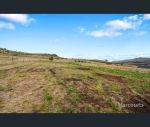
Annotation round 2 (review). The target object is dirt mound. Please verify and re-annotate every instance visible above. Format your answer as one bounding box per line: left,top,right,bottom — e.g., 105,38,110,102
77,67,91,71
94,72,150,112
95,73,125,83
64,78,82,82
48,69,56,75
27,68,46,72
125,95,150,112
95,73,133,96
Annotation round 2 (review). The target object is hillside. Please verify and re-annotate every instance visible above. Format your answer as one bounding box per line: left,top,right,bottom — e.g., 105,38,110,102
0,49,150,113
0,48,59,58
113,57,150,69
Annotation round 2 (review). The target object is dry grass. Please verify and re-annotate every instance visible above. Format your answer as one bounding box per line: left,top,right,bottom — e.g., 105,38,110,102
0,55,150,113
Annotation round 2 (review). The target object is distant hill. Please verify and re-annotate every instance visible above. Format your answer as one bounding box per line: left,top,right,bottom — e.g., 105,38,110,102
113,57,150,69
0,48,59,58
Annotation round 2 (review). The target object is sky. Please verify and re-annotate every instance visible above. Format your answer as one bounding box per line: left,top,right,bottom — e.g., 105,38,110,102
0,14,150,61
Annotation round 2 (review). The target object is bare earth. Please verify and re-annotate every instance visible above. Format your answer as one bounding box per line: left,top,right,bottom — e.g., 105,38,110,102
0,56,150,113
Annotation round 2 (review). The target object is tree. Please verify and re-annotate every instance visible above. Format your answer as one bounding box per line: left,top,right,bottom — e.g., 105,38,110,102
105,59,108,62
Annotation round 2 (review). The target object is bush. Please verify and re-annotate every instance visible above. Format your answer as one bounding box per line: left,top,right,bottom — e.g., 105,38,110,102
49,56,54,61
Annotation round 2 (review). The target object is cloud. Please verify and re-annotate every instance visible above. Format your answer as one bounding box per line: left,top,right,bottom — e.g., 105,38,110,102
78,27,85,33
106,15,142,31
54,37,66,42
139,31,147,35
0,21,15,30
0,14,35,30
106,19,133,30
80,14,149,38
143,14,150,20
0,14,34,24
88,29,122,38
137,31,147,36
127,15,138,20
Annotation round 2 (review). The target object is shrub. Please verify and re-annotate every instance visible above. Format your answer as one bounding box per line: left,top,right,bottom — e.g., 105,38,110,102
49,56,54,61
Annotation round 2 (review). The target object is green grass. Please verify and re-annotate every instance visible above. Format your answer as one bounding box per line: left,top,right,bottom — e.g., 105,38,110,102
54,105,63,113
64,107,75,113
67,85,79,94
61,61,81,66
67,94,81,105
40,90,53,112
57,79,65,85
67,62,150,79
142,82,150,87
106,98,121,112
129,80,150,94
0,86,5,91
0,97,4,108
50,61,150,79
108,83,121,93
130,82,143,94
66,85,81,105
0,55,149,113
44,91,52,103
0,70,8,79
84,104,95,113
80,73,95,79
95,81,104,94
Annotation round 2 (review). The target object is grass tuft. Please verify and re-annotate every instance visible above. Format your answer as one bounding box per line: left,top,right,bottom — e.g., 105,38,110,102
106,97,120,112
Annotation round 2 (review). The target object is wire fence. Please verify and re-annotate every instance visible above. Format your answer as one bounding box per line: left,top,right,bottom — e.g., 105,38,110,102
0,56,47,65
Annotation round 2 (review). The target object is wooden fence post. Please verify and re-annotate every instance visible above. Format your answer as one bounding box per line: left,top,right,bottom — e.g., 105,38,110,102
12,56,14,63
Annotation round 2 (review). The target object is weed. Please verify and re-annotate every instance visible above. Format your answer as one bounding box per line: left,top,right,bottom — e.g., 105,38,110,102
67,61,81,66
0,97,4,108
64,107,75,113
81,73,95,79
67,85,78,94
77,64,150,79
17,73,26,77
54,105,63,113
57,79,65,85
44,91,52,103
106,98,120,112
142,82,150,87
0,70,7,79
0,86,4,91
108,83,121,93
32,104,41,113
40,90,53,112
95,81,104,94
67,93,81,105
129,80,145,94
84,104,95,113
66,85,81,105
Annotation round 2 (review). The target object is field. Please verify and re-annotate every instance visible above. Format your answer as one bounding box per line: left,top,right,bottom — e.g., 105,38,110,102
0,54,150,113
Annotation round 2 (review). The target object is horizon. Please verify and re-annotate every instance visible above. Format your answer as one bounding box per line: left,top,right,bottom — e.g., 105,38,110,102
1,47,150,62
0,14,150,61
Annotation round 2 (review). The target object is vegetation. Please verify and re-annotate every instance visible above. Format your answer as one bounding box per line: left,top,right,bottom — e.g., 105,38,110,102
0,48,150,113
106,98,120,112
49,56,54,61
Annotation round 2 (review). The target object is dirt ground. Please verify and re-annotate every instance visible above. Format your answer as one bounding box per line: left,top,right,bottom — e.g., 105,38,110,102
0,58,150,113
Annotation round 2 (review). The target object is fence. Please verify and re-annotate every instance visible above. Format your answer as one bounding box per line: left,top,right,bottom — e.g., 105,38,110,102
0,55,47,65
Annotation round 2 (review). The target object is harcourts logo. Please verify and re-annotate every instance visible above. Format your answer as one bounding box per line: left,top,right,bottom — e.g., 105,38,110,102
119,103,144,108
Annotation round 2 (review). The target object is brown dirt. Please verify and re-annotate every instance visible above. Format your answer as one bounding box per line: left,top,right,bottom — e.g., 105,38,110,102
0,60,149,113
63,78,108,112
95,73,134,96
48,69,56,75
95,72,150,112
125,94,150,112
0,64,51,113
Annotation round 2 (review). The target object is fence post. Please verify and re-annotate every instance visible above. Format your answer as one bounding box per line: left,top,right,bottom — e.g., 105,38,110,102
12,56,14,64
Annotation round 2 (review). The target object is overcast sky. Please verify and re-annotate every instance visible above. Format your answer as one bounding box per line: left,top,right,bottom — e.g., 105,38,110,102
0,14,150,61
